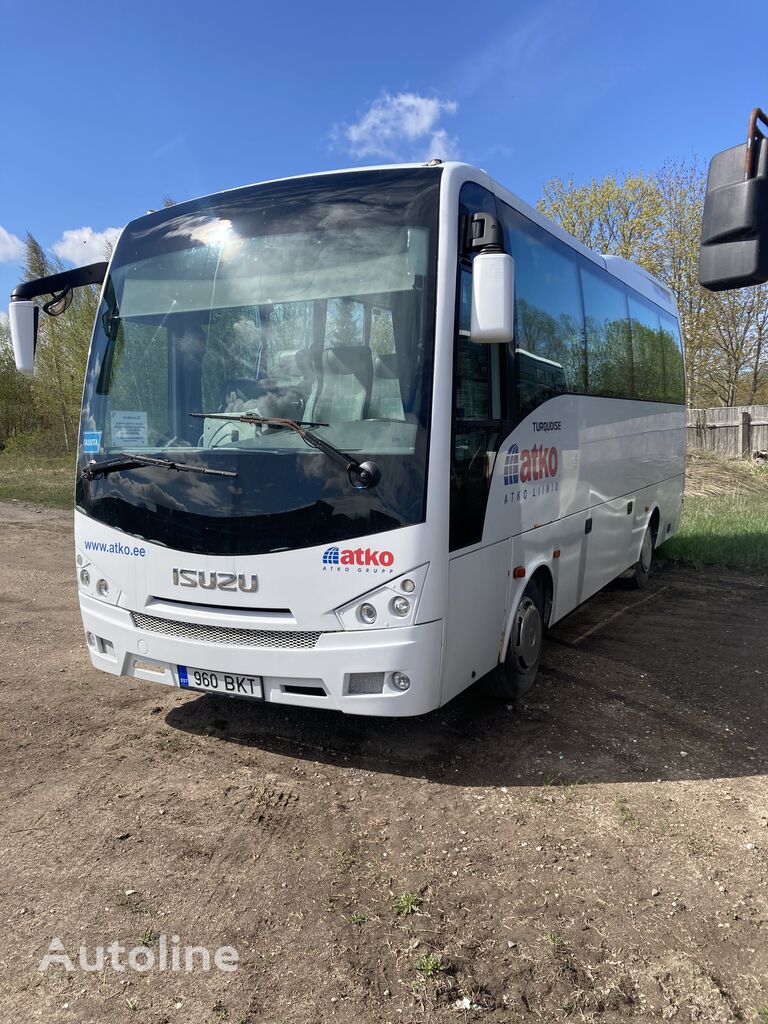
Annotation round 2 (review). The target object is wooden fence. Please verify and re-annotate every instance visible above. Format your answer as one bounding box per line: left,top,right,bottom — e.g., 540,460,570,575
687,405,768,458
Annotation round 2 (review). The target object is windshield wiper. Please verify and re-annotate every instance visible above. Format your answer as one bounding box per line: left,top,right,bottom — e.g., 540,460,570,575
83,451,238,481
191,412,381,489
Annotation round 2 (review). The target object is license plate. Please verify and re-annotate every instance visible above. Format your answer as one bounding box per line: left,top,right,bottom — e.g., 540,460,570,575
178,665,263,699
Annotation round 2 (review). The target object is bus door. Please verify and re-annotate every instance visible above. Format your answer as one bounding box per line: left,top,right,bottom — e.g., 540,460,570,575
442,257,511,704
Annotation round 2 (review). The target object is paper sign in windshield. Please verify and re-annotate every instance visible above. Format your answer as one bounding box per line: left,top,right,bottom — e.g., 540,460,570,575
111,411,148,448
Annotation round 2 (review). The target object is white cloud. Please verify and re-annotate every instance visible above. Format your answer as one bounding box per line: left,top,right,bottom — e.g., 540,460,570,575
51,226,122,266
0,225,24,264
337,92,459,162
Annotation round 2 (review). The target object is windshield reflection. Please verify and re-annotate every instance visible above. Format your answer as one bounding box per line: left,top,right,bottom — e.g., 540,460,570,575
77,169,440,556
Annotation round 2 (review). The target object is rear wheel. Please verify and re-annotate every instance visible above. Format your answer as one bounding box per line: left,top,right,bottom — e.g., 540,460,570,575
483,578,545,700
630,523,655,589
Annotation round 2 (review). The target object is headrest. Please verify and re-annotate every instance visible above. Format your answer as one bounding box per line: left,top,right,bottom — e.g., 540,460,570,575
322,345,373,381
374,353,399,380
277,349,299,373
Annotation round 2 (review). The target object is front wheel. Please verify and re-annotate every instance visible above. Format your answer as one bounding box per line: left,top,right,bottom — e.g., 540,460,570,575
483,578,545,700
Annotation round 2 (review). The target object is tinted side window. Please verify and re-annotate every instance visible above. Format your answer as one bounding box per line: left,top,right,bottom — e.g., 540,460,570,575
499,204,586,419
627,294,665,402
659,312,686,404
580,265,633,398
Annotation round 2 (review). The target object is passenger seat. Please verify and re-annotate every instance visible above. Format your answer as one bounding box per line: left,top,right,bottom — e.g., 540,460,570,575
306,346,373,422
369,353,405,420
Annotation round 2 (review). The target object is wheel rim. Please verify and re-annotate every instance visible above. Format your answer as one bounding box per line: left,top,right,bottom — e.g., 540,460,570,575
512,597,542,671
640,529,653,573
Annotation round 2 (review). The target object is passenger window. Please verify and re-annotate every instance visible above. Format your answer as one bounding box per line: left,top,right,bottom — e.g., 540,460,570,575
369,306,396,356
628,295,665,402
581,266,633,398
326,298,364,346
499,204,587,418
659,312,686,404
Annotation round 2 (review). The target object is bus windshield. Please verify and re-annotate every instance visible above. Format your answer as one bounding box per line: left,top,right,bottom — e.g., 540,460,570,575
77,168,440,556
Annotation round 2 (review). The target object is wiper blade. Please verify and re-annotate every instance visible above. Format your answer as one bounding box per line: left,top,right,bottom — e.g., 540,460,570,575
83,451,238,481
191,412,381,489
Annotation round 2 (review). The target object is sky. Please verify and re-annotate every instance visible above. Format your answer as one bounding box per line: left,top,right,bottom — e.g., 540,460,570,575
1,0,766,312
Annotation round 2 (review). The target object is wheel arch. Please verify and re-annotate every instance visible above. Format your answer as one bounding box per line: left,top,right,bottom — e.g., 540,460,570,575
500,560,555,662
648,504,661,546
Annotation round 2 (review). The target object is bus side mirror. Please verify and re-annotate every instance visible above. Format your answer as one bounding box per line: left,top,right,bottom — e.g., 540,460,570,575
470,252,514,343
8,300,39,376
700,135,768,291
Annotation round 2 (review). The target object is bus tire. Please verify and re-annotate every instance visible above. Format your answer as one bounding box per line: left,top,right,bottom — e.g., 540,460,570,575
629,524,655,589
484,578,544,700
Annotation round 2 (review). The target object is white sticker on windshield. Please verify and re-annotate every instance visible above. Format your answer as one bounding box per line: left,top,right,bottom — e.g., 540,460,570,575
111,411,148,448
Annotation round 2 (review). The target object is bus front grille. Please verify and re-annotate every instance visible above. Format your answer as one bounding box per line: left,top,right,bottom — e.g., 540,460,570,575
131,611,322,649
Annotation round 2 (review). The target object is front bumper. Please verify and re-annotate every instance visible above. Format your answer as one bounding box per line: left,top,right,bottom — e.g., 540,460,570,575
79,594,444,717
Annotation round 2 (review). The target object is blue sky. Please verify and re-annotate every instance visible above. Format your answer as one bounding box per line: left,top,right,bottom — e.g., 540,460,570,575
1,0,766,310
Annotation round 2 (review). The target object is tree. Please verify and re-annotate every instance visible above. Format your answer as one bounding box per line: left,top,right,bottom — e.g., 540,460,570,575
20,232,99,451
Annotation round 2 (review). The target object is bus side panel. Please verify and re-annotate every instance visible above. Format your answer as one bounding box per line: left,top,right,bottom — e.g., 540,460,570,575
441,538,512,705
582,491,635,599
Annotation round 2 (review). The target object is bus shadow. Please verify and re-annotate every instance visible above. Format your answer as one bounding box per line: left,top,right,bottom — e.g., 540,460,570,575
165,567,768,787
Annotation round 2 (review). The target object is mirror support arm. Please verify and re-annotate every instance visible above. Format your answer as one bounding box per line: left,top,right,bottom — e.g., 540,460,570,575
10,261,108,303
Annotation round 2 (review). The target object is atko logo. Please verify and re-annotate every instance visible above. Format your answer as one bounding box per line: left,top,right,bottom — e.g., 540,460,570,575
322,546,395,574
503,441,559,503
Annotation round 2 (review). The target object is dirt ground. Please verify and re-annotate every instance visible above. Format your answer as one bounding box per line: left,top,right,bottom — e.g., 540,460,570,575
0,500,767,1024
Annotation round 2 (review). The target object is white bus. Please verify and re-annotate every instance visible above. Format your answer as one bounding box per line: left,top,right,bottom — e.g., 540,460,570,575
9,162,686,716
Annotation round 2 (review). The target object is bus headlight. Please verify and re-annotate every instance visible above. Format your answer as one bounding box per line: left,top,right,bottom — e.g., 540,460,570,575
358,603,377,624
75,549,122,606
333,564,429,631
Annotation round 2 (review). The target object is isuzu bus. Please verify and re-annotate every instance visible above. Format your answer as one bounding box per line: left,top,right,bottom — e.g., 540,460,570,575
9,162,686,716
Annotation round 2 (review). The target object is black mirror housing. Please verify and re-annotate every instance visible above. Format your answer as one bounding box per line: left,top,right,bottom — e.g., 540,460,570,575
700,137,768,291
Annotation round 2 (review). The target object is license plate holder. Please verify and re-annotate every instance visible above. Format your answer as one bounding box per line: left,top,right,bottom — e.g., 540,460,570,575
178,665,263,699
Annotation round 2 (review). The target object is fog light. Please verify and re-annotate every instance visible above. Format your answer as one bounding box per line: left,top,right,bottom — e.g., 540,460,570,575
359,603,377,624
392,671,411,691
391,596,410,617
79,568,90,586
401,578,415,593
86,632,96,647
96,578,109,597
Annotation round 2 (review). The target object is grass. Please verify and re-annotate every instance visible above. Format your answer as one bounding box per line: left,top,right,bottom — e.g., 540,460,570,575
615,796,640,829
658,492,768,571
394,892,422,916
655,448,768,571
0,452,73,508
414,953,443,978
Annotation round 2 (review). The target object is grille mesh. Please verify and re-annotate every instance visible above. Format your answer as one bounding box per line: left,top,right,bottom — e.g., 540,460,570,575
132,611,321,649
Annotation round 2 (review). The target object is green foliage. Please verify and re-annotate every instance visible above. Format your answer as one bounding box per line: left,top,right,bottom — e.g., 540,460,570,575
0,233,100,455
